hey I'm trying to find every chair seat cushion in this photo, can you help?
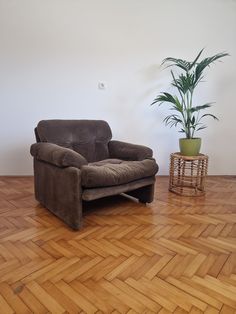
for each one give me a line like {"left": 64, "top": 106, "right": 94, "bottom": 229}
{"left": 81, "top": 158, "right": 158, "bottom": 188}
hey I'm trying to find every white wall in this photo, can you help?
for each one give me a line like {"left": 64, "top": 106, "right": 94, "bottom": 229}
{"left": 0, "top": 0, "right": 236, "bottom": 175}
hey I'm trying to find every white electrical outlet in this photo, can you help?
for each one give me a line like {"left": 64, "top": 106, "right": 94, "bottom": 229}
{"left": 98, "top": 81, "right": 107, "bottom": 90}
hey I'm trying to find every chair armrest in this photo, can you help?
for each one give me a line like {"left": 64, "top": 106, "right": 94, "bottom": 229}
{"left": 108, "top": 140, "right": 153, "bottom": 161}
{"left": 30, "top": 143, "right": 88, "bottom": 168}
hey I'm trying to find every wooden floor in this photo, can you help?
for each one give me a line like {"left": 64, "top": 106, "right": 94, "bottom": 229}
{"left": 0, "top": 176, "right": 236, "bottom": 314}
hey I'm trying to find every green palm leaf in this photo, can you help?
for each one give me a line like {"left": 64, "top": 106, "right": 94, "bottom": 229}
{"left": 194, "top": 52, "right": 229, "bottom": 85}
{"left": 162, "top": 58, "right": 191, "bottom": 72}
{"left": 200, "top": 113, "right": 219, "bottom": 121}
{"left": 188, "top": 48, "right": 204, "bottom": 70}
{"left": 196, "top": 125, "right": 207, "bottom": 131}
{"left": 163, "top": 115, "right": 183, "bottom": 128}
{"left": 150, "top": 92, "right": 176, "bottom": 106}
{"left": 189, "top": 103, "right": 214, "bottom": 113}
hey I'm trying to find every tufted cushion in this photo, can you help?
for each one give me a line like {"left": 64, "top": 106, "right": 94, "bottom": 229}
{"left": 36, "top": 120, "right": 112, "bottom": 162}
{"left": 81, "top": 158, "right": 159, "bottom": 188}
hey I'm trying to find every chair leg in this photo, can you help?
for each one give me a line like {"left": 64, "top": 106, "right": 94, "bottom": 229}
{"left": 125, "top": 184, "right": 155, "bottom": 204}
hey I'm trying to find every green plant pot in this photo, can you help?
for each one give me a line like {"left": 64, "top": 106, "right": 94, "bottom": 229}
{"left": 179, "top": 138, "right": 201, "bottom": 156}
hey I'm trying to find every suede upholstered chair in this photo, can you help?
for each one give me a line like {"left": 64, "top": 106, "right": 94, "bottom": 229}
{"left": 31, "top": 120, "right": 159, "bottom": 229}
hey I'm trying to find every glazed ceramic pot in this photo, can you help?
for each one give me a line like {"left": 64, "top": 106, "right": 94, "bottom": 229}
{"left": 179, "top": 138, "right": 201, "bottom": 156}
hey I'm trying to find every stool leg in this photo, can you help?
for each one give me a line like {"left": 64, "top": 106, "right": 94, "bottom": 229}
{"left": 177, "top": 158, "right": 181, "bottom": 186}
{"left": 181, "top": 160, "right": 185, "bottom": 194}
{"left": 200, "top": 159, "right": 207, "bottom": 192}
{"left": 169, "top": 155, "right": 174, "bottom": 191}
{"left": 191, "top": 160, "right": 193, "bottom": 187}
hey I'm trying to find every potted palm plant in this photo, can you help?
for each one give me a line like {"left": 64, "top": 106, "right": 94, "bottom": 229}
{"left": 151, "top": 49, "right": 229, "bottom": 156}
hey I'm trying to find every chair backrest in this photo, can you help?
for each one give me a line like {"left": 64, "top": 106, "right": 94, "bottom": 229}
{"left": 35, "top": 120, "right": 112, "bottom": 162}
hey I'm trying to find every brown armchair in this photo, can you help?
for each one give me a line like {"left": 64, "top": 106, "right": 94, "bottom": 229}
{"left": 31, "top": 120, "right": 159, "bottom": 229}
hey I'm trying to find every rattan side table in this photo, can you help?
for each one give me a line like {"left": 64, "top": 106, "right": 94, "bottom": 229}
{"left": 169, "top": 152, "right": 208, "bottom": 196}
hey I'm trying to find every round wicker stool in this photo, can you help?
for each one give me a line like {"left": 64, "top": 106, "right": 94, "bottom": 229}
{"left": 169, "top": 152, "right": 208, "bottom": 196}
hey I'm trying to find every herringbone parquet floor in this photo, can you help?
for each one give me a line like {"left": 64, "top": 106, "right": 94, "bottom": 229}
{"left": 0, "top": 176, "right": 236, "bottom": 314}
